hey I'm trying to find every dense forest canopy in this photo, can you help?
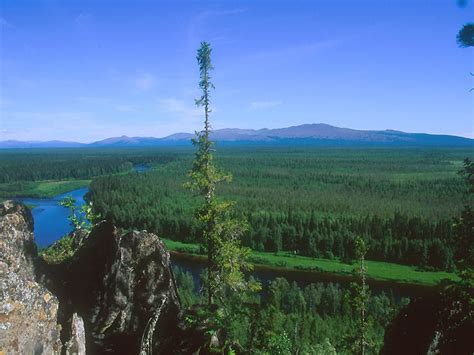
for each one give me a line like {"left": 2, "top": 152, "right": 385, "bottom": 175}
{"left": 1, "top": 146, "right": 472, "bottom": 352}
{"left": 88, "top": 146, "right": 471, "bottom": 271}
{"left": 1, "top": 146, "right": 471, "bottom": 271}
{"left": 174, "top": 267, "right": 407, "bottom": 354}
{"left": 0, "top": 147, "right": 181, "bottom": 183}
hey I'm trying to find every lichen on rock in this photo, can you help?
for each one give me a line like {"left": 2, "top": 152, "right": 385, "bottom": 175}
{"left": 1, "top": 200, "right": 207, "bottom": 354}
{"left": 0, "top": 200, "right": 61, "bottom": 354}
{"left": 41, "top": 222, "right": 180, "bottom": 353}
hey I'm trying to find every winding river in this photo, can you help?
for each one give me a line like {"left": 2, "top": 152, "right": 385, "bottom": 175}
{"left": 172, "top": 252, "right": 434, "bottom": 299}
{"left": 18, "top": 187, "right": 88, "bottom": 247}
{"left": 15, "top": 164, "right": 433, "bottom": 298}
{"left": 17, "top": 164, "right": 151, "bottom": 247}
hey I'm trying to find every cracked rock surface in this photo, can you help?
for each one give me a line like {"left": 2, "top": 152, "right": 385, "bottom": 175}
{"left": 0, "top": 201, "right": 61, "bottom": 354}
{"left": 1, "top": 200, "right": 206, "bottom": 354}
{"left": 42, "top": 221, "right": 183, "bottom": 354}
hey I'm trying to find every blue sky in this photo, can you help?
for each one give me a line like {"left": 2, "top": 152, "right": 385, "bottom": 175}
{"left": 0, "top": 0, "right": 472, "bottom": 142}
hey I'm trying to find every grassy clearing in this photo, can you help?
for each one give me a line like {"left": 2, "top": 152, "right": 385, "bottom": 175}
{"left": 0, "top": 179, "right": 91, "bottom": 199}
{"left": 0, "top": 165, "right": 151, "bottom": 200}
{"left": 162, "top": 238, "right": 458, "bottom": 286}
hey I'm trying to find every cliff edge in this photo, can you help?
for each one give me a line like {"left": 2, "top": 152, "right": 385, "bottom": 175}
{"left": 0, "top": 201, "right": 204, "bottom": 354}
{"left": 0, "top": 201, "right": 61, "bottom": 354}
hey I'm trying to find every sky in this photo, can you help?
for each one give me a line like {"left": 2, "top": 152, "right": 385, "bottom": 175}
{"left": 0, "top": 0, "right": 473, "bottom": 142}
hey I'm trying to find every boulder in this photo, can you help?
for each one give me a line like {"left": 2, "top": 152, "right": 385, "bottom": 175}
{"left": 43, "top": 222, "right": 184, "bottom": 354}
{"left": 0, "top": 201, "right": 61, "bottom": 354}
{"left": 64, "top": 313, "right": 86, "bottom": 355}
{"left": 1, "top": 200, "right": 206, "bottom": 354}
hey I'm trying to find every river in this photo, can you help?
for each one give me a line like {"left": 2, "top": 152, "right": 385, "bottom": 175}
{"left": 18, "top": 187, "right": 88, "bottom": 247}
{"left": 171, "top": 252, "right": 435, "bottom": 299}
{"left": 17, "top": 164, "right": 151, "bottom": 247}
{"left": 14, "top": 164, "right": 433, "bottom": 298}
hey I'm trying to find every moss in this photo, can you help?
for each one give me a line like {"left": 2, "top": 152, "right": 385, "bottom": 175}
{"left": 39, "top": 235, "right": 76, "bottom": 264}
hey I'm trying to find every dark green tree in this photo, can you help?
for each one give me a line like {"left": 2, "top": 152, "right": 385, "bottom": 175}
{"left": 453, "top": 158, "right": 474, "bottom": 283}
{"left": 349, "top": 236, "right": 370, "bottom": 355}
{"left": 457, "top": 23, "right": 474, "bottom": 47}
{"left": 187, "top": 42, "right": 258, "bottom": 306}
{"left": 435, "top": 158, "right": 474, "bottom": 353}
{"left": 455, "top": 1, "right": 474, "bottom": 91}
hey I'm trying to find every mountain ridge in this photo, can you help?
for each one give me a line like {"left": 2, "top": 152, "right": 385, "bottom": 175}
{"left": 1, "top": 123, "right": 472, "bottom": 148}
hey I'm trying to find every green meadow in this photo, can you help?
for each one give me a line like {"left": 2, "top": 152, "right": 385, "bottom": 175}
{"left": 0, "top": 179, "right": 91, "bottom": 199}
{"left": 162, "top": 238, "right": 458, "bottom": 286}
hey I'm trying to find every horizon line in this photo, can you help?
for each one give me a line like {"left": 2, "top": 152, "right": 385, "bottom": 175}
{"left": 0, "top": 122, "right": 473, "bottom": 144}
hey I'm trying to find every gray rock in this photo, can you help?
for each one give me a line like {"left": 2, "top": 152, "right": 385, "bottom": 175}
{"left": 64, "top": 313, "right": 86, "bottom": 355}
{"left": 44, "top": 222, "right": 184, "bottom": 354}
{"left": 1, "top": 200, "right": 206, "bottom": 354}
{"left": 0, "top": 200, "right": 61, "bottom": 354}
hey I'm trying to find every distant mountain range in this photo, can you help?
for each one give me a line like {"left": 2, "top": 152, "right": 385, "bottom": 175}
{"left": 1, "top": 124, "right": 472, "bottom": 148}
{"left": 0, "top": 140, "right": 86, "bottom": 149}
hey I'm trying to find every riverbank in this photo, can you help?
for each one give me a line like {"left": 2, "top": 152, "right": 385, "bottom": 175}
{"left": 0, "top": 179, "right": 91, "bottom": 199}
{"left": 162, "top": 238, "right": 459, "bottom": 287}
{"left": 16, "top": 187, "right": 89, "bottom": 247}
{"left": 0, "top": 164, "right": 152, "bottom": 199}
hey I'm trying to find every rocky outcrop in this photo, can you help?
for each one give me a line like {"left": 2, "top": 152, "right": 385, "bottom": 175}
{"left": 40, "top": 221, "right": 196, "bottom": 354}
{"left": 382, "top": 289, "right": 474, "bottom": 355}
{"left": 1, "top": 200, "right": 207, "bottom": 354}
{"left": 64, "top": 313, "right": 86, "bottom": 355}
{"left": 44, "top": 222, "right": 182, "bottom": 353}
{"left": 0, "top": 201, "right": 61, "bottom": 354}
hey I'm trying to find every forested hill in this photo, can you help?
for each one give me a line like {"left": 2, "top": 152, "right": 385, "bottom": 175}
{"left": 2, "top": 123, "right": 473, "bottom": 148}
{"left": 87, "top": 147, "right": 471, "bottom": 272}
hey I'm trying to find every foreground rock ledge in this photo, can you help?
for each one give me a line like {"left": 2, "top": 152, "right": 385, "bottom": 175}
{"left": 0, "top": 201, "right": 61, "bottom": 354}
{"left": 41, "top": 220, "right": 183, "bottom": 354}
{"left": 0, "top": 200, "right": 206, "bottom": 354}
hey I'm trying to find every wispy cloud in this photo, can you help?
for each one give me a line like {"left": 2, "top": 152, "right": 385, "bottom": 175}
{"left": 77, "top": 96, "right": 110, "bottom": 105}
{"left": 0, "top": 17, "right": 13, "bottom": 28}
{"left": 248, "top": 39, "right": 341, "bottom": 62}
{"left": 77, "top": 96, "right": 136, "bottom": 112}
{"left": 0, "top": 110, "right": 153, "bottom": 142}
{"left": 157, "top": 97, "right": 201, "bottom": 117}
{"left": 6, "top": 111, "right": 95, "bottom": 124}
{"left": 0, "top": 97, "right": 10, "bottom": 109}
{"left": 187, "top": 8, "right": 247, "bottom": 46}
{"left": 1, "top": 111, "right": 99, "bottom": 142}
{"left": 249, "top": 101, "right": 282, "bottom": 110}
{"left": 154, "top": 98, "right": 205, "bottom": 135}
{"left": 12, "top": 78, "right": 37, "bottom": 89}
{"left": 191, "top": 8, "right": 247, "bottom": 26}
{"left": 213, "top": 8, "right": 247, "bottom": 17}
{"left": 114, "top": 104, "right": 135, "bottom": 112}
{"left": 75, "top": 13, "right": 92, "bottom": 26}
{"left": 133, "top": 72, "right": 156, "bottom": 92}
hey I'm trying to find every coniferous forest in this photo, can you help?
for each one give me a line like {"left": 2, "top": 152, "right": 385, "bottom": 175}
{"left": 2, "top": 1, "right": 473, "bottom": 353}
{"left": 0, "top": 143, "right": 471, "bottom": 354}
{"left": 173, "top": 266, "right": 408, "bottom": 354}
{"left": 81, "top": 147, "right": 471, "bottom": 272}
{"left": 0, "top": 146, "right": 470, "bottom": 273}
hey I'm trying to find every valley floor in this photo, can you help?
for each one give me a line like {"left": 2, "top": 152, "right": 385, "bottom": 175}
{"left": 0, "top": 179, "right": 91, "bottom": 199}
{"left": 162, "top": 238, "right": 458, "bottom": 286}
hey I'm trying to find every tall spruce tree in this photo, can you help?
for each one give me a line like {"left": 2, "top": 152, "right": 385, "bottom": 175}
{"left": 187, "top": 42, "right": 258, "bottom": 305}
{"left": 350, "top": 236, "right": 370, "bottom": 355}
